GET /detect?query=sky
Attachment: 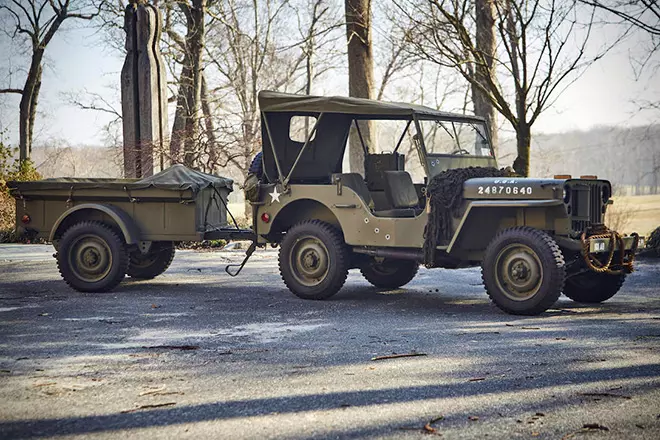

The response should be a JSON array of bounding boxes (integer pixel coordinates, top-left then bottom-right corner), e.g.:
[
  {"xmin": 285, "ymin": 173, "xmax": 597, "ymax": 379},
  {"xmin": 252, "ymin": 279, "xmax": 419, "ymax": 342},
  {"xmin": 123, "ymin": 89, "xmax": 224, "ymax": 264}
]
[{"xmin": 0, "ymin": 15, "xmax": 658, "ymax": 148}]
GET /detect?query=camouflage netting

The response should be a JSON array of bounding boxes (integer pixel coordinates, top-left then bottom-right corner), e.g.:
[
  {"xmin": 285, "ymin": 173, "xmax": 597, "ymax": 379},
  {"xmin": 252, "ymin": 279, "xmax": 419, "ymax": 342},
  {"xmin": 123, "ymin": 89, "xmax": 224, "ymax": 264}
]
[{"xmin": 423, "ymin": 166, "xmax": 515, "ymax": 267}]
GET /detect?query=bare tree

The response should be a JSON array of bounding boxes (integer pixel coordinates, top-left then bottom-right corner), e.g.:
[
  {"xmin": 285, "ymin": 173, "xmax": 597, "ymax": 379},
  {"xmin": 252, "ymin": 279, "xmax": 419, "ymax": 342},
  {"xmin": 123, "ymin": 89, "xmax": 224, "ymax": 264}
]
[
  {"xmin": 0, "ymin": 0, "xmax": 103, "ymax": 164},
  {"xmin": 397, "ymin": 0, "xmax": 613, "ymax": 176},
  {"xmin": 345, "ymin": 0, "xmax": 374, "ymax": 173}
]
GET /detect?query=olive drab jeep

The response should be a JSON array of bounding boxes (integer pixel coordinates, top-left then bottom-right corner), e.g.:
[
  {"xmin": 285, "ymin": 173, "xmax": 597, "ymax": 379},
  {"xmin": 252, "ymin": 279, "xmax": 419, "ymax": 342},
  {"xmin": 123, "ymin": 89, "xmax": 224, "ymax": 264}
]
[{"xmin": 247, "ymin": 91, "xmax": 642, "ymax": 316}]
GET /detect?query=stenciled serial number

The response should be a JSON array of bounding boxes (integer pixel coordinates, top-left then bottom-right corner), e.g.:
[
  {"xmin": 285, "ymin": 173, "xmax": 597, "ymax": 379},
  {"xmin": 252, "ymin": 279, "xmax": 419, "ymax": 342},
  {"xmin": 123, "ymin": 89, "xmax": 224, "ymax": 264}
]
[{"xmin": 478, "ymin": 185, "xmax": 533, "ymax": 195}]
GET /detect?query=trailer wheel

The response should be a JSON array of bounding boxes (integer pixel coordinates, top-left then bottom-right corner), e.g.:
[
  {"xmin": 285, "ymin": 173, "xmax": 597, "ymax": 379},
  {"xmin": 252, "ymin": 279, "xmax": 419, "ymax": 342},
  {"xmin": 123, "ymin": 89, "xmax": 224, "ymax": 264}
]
[
  {"xmin": 279, "ymin": 220, "xmax": 349, "ymax": 300},
  {"xmin": 482, "ymin": 227, "xmax": 565, "ymax": 315},
  {"xmin": 360, "ymin": 258, "xmax": 419, "ymax": 288},
  {"xmin": 127, "ymin": 242, "xmax": 175, "ymax": 280},
  {"xmin": 57, "ymin": 221, "xmax": 128, "ymax": 293},
  {"xmin": 563, "ymin": 272, "xmax": 626, "ymax": 303}
]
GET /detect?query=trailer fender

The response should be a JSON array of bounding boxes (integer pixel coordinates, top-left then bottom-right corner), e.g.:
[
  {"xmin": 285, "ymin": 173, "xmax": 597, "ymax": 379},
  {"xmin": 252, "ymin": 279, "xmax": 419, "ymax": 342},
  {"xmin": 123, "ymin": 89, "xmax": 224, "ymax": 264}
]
[{"xmin": 50, "ymin": 203, "xmax": 141, "ymax": 244}]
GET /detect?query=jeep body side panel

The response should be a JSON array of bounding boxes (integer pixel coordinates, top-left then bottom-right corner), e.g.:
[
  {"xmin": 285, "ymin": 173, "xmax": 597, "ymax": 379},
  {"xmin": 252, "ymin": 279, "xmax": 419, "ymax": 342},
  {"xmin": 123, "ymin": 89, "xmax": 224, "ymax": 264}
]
[{"xmin": 255, "ymin": 184, "xmax": 427, "ymax": 248}]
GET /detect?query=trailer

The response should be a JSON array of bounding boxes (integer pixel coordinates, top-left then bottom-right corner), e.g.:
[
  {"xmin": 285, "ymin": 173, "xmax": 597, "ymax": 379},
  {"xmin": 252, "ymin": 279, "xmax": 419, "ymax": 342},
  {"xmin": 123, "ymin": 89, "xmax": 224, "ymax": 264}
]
[{"xmin": 9, "ymin": 164, "xmax": 254, "ymax": 292}]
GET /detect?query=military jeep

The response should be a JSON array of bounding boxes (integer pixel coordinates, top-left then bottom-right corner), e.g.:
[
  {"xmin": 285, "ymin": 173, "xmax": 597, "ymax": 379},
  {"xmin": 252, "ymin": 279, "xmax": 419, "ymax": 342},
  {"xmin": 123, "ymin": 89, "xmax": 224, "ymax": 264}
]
[{"xmin": 249, "ymin": 91, "xmax": 641, "ymax": 315}]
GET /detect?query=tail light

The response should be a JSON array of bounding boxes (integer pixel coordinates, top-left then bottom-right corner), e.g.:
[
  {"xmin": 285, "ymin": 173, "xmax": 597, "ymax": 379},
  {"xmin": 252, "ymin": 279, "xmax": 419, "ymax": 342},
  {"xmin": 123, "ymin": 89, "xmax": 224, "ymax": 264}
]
[
  {"xmin": 261, "ymin": 212, "xmax": 271, "ymax": 223},
  {"xmin": 21, "ymin": 214, "xmax": 31, "ymax": 224}
]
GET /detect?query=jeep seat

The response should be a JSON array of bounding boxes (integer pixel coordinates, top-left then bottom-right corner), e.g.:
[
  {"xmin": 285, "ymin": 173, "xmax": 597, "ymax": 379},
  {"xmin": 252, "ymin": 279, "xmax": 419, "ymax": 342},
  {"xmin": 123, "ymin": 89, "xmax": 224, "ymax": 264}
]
[
  {"xmin": 383, "ymin": 171, "xmax": 423, "ymax": 215},
  {"xmin": 338, "ymin": 173, "xmax": 419, "ymax": 218}
]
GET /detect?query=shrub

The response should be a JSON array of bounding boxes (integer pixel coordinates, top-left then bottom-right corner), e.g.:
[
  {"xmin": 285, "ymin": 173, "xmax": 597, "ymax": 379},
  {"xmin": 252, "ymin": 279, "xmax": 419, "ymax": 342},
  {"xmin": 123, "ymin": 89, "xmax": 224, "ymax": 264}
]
[{"xmin": 1, "ymin": 139, "xmax": 41, "ymax": 241}]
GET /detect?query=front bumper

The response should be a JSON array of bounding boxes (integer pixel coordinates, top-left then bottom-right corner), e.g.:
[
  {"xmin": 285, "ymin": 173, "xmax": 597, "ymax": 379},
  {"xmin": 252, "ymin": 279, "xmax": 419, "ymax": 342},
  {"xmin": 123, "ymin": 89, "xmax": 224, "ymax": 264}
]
[{"xmin": 588, "ymin": 235, "xmax": 644, "ymax": 253}]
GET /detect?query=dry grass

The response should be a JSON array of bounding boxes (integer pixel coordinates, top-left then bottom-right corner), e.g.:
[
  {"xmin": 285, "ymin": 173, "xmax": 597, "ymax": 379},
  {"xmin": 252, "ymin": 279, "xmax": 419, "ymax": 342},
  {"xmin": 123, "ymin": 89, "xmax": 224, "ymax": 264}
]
[{"xmin": 607, "ymin": 194, "xmax": 660, "ymax": 236}]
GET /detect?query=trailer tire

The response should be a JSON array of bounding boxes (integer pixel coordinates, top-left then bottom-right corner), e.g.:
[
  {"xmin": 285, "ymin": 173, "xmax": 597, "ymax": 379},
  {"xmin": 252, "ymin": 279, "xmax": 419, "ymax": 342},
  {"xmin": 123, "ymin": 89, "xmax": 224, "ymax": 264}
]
[
  {"xmin": 57, "ymin": 221, "xmax": 128, "ymax": 293},
  {"xmin": 360, "ymin": 258, "xmax": 419, "ymax": 288},
  {"xmin": 563, "ymin": 272, "xmax": 626, "ymax": 303},
  {"xmin": 127, "ymin": 242, "xmax": 175, "ymax": 280},
  {"xmin": 482, "ymin": 227, "xmax": 565, "ymax": 315},
  {"xmin": 279, "ymin": 220, "xmax": 348, "ymax": 300}
]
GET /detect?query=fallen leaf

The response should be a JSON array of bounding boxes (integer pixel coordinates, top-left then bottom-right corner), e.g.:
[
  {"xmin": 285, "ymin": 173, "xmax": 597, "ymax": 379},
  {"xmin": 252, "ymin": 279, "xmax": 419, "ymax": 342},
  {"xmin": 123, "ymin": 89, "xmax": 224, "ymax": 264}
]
[
  {"xmin": 121, "ymin": 402, "xmax": 176, "ymax": 413},
  {"xmin": 423, "ymin": 415, "xmax": 444, "ymax": 433},
  {"xmin": 468, "ymin": 416, "xmax": 479, "ymax": 421},
  {"xmin": 561, "ymin": 423, "xmax": 609, "ymax": 440},
  {"xmin": 0, "ymin": 369, "xmax": 10, "ymax": 373},
  {"xmin": 371, "ymin": 352, "xmax": 427, "ymax": 361},
  {"xmin": 535, "ymin": 412, "xmax": 545, "ymax": 417},
  {"xmin": 468, "ymin": 377, "xmax": 486, "ymax": 382},
  {"xmin": 522, "ymin": 326, "xmax": 540, "ymax": 330},
  {"xmin": 151, "ymin": 304, "xmax": 160, "ymax": 309},
  {"xmin": 532, "ymin": 432, "xmax": 540, "ymax": 437},
  {"xmin": 38, "ymin": 313, "xmax": 49, "ymax": 316},
  {"xmin": 33, "ymin": 382, "xmax": 56, "ymax": 387}
]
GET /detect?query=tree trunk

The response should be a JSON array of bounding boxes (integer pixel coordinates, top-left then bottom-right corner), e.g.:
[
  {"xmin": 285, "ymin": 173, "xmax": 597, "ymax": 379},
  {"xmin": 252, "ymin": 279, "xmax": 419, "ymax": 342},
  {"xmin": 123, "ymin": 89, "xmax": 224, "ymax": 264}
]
[
  {"xmin": 18, "ymin": 49, "xmax": 46, "ymax": 163},
  {"xmin": 200, "ymin": 73, "xmax": 218, "ymax": 172},
  {"xmin": 473, "ymin": 0, "xmax": 498, "ymax": 154},
  {"xmin": 345, "ymin": 0, "xmax": 374, "ymax": 174},
  {"xmin": 513, "ymin": 122, "xmax": 531, "ymax": 176},
  {"xmin": 170, "ymin": 0, "xmax": 205, "ymax": 169}
]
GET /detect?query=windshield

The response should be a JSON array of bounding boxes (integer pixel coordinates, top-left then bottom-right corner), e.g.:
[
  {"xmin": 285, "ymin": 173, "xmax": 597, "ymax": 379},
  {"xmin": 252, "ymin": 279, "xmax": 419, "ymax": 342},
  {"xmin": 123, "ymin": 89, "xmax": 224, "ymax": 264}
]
[{"xmin": 419, "ymin": 120, "xmax": 493, "ymax": 157}]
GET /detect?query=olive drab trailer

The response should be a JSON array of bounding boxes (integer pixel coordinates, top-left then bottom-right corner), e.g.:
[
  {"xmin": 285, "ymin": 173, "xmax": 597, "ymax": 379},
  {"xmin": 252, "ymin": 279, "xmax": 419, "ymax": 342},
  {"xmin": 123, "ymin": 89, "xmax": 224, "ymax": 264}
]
[
  {"xmin": 9, "ymin": 165, "xmax": 254, "ymax": 292},
  {"xmin": 10, "ymin": 91, "xmax": 643, "ymax": 315}
]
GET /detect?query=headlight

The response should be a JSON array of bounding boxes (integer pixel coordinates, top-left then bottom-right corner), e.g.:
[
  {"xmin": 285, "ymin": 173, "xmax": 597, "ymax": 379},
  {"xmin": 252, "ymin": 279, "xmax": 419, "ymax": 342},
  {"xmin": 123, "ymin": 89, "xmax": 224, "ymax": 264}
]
[{"xmin": 563, "ymin": 185, "xmax": 570, "ymax": 203}]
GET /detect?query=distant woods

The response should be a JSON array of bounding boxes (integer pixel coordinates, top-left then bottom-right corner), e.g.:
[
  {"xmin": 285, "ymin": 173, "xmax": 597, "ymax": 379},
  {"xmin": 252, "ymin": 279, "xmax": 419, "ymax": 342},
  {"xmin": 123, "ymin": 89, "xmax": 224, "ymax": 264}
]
[{"xmin": 0, "ymin": 0, "xmax": 658, "ymax": 186}]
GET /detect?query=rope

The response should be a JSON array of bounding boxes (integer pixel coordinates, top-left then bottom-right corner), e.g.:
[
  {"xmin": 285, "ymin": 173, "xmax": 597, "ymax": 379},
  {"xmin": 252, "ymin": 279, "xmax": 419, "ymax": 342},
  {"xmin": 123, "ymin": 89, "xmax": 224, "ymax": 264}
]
[{"xmin": 580, "ymin": 224, "xmax": 638, "ymax": 275}]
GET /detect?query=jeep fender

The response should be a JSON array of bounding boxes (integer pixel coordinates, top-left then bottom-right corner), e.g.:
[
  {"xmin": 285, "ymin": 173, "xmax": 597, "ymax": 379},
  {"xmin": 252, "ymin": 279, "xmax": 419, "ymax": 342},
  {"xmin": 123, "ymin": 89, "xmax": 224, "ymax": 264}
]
[
  {"xmin": 50, "ymin": 203, "xmax": 141, "ymax": 244},
  {"xmin": 447, "ymin": 200, "xmax": 566, "ymax": 254}
]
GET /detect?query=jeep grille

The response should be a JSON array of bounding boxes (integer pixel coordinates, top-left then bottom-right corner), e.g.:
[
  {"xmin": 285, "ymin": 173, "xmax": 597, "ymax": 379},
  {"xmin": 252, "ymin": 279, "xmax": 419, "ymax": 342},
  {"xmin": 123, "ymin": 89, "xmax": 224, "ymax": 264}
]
[{"xmin": 566, "ymin": 180, "xmax": 608, "ymax": 233}]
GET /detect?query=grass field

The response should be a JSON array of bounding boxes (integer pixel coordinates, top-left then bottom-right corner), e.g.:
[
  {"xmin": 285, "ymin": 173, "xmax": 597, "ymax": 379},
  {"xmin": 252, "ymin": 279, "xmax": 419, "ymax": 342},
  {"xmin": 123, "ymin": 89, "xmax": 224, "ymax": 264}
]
[{"xmin": 608, "ymin": 194, "xmax": 660, "ymax": 235}]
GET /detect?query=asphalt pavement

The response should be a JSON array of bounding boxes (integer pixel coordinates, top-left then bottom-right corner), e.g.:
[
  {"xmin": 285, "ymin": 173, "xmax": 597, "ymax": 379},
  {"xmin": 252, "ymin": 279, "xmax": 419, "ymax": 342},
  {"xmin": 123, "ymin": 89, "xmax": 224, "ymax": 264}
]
[{"xmin": 0, "ymin": 244, "xmax": 659, "ymax": 440}]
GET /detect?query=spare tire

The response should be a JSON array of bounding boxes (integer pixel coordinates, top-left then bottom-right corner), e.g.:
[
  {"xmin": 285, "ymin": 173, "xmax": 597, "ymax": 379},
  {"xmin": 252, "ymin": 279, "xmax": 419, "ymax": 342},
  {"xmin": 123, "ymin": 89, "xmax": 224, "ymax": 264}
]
[{"xmin": 248, "ymin": 152, "xmax": 263, "ymax": 177}]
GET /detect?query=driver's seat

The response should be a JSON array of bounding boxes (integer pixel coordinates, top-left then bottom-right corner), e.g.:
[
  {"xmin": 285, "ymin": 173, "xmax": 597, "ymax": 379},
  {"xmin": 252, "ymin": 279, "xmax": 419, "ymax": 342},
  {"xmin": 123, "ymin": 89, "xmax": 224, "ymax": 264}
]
[{"xmin": 382, "ymin": 171, "xmax": 423, "ymax": 216}]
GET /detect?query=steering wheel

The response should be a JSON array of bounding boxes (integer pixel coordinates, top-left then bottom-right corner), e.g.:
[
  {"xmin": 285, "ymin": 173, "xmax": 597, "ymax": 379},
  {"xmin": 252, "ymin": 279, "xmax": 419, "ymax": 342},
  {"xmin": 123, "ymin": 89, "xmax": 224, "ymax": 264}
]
[{"xmin": 450, "ymin": 148, "xmax": 471, "ymax": 155}]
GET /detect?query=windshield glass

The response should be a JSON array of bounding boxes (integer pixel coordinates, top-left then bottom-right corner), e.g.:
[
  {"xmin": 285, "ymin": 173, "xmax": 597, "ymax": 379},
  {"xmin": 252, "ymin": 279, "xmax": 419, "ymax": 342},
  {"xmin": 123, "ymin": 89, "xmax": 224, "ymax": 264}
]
[{"xmin": 419, "ymin": 120, "xmax": 493, "ymax": 157}]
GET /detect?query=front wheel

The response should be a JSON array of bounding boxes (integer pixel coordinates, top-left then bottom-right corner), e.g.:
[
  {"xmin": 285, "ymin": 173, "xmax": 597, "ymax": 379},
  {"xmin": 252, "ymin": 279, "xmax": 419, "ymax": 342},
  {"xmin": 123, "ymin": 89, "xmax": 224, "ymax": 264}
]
[
  {"xmin": 563, "ymin": 272, "xmax": 626, "ymax": 303},
  {"xmin": 57, "ymin": 221, "xmax": 128, "ymax": 293},
  {"xmin": 360, "ymin": 258, "xmax": 419, "ymax": 288},
  {"xmin": 279, "ymin": 220, "xmax": 349, "ymax": 300},
  {"xmin": 482, "ymin": 227, "xmax": 565, "ymax": 315}
]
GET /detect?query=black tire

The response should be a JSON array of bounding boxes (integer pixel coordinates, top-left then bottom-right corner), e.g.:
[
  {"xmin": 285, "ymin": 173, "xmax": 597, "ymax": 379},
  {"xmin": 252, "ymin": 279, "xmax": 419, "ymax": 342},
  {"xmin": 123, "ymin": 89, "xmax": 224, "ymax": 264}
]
[
  {"xmin": 279, "ymin": 220, "xmax": 349, "ymax": 300},
  {"xmin": 482, "ymin": 227, "xmax": 565, "ymax": 315},
  {"xmin": 360, "ymin": 258, "xmax": 419, "ymax": 288},
  {"xmin": 127, "ymin": 242, "xmax": 175, "ymax": 280},
  {"xmin": 563, "ymin": 272, "xmax": 626, "ymax": 303},
  {"xmin": 57, "ymin": 221, "xmax": 128, "ymax": 293},
  {"xmin": 248, "ymin": 152, "xmax": 263, "ymax": 177}
]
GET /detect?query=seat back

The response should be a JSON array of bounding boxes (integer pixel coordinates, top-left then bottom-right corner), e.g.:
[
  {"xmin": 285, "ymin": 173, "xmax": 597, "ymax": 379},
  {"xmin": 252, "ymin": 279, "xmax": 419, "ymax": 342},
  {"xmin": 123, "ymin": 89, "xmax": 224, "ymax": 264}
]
[
  {"xmin": 337, "ymin": 173, "xmax": 374, "ymax": 209},
  {"xmin": 383, "ymin": 171, "xmax": 419, "ymax": 209}
]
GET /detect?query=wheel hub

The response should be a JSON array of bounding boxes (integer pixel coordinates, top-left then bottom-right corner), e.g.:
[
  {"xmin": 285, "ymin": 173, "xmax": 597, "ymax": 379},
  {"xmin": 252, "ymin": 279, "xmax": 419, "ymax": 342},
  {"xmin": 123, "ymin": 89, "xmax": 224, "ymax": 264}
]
[
  {"xmin": 290, "ymin": 237, "xmax": 329, "ymax": 286},
  {"xmin": 495, "ymin": 244, "xmax": 543, "ymax": 301},
  {"xmin": 69, "ymin": 235, "xmax": 113, "ymax": 283}
]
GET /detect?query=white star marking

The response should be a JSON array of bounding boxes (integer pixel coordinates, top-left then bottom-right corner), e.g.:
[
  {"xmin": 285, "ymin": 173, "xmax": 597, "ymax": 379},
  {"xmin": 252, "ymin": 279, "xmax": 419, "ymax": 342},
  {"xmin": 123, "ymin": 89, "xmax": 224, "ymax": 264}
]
[{"xmin": 269, "ymin": 187, "xmax": 281, "ymax": 203}]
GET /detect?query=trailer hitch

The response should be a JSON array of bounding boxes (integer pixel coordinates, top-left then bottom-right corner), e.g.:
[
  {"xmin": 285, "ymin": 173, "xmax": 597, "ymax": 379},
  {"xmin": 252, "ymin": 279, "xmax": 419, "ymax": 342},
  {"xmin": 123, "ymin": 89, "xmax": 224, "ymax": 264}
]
[{"xmin": 225, "ymin": 241, "xmax": 257, "ymax": 277}]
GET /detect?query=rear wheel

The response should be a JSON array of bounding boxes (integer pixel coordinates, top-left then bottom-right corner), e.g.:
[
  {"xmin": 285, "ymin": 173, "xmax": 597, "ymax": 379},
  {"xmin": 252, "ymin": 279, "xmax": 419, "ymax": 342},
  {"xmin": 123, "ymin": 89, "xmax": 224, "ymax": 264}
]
[
  {"xmin": 127, "ymin": 242, "xmax": 175, "ymax": 280},
  {"xmin": 482, "ymin": 227, "xmax": 565, "ymax": 315},
  {"xmin": 57, "ymin": 221, "xmax": 128, "ymax": 293},
  {"xmin": 360, "ymin": 258, "xmax": 419, "ymax": 288},
  {"xmin": 279, "ymin": 220, "xmax": 349, "ymax": 300},
  {"xmin": 563, "ymin": 272, "xmax": 626, "ymax": 303}
]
